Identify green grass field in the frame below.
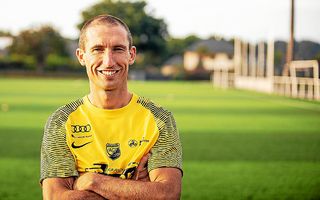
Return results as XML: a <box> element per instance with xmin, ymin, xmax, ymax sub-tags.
<box><xmin>0</xmin><ymin>77</ymin><xmax>320</xmax><ymax>200</ymax></box>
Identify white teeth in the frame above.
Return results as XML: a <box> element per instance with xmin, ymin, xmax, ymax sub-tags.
<box><xmin>100</xmin><ymin>70</ymin><xmax>117</xmax><ymax>76</ymax></box>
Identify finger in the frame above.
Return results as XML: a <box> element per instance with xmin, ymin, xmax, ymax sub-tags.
<box><xmin>134</xmin><ymin>153</ymin><xmax>151</xmax><ymax>180</ymax></box>
<box><xmin>137</xmin><ymin>153</ymin><xmax>150</xmax><ymax>171</ymax></box>
<box><xmin>139</xmin><ymin>176</ymin><xmax>150</xmax><ymax>182</ymax></box>
<box><xmin>139</xmin><ymin>171</ymin><xmax>150</xmax><ymax>182</ymax></box>
<box><xmin>73</xmin><ymin>179</ymin><xmax>78</xmax><ymax>190</ymax></box>
<box><xmin>133</xmin><ymin>171</ymin><xmax>139</xmax><ymax>180</ymax></box>
<box><xmin>138</xmin><ymin>168</ymin><xmax>148</xmax><ymax>179</ymax></box>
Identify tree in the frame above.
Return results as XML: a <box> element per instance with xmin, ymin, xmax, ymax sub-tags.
<box><xmin>0</xmin><ymin>30</ymin><xmax>11</xmax><ymax>37</ymax></box>
<box><xmin>8</xmin><ymin>25</ymin><xmax>68</xmax><ymax>73</ymax></box>
<box><xmin>166</xmin><ymin>35</ymin><xmax>200</xmax><ymax>59</ymax></box>
<box><xmin>78</xmin><ymin>0</ymin><xmax>168</xmax><ymax>67</ymax></box>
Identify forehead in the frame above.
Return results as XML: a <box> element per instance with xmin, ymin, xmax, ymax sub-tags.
<box><xmin>84</xmin><ymin>24</ymin><xmax>129</xmax><ymax>49</ymax></box>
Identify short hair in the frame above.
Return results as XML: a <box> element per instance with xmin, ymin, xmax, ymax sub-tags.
<box><xmin>78</xmin><ymin>14</ymin><xmax>133</xmax><ymax>50</ymax></box>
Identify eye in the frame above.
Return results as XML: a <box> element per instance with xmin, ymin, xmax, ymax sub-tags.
<box><xmin>91</xmin><ymin>47</ymin><xmax>104</xmax><ymax>53</ymax></box>
<box><xmin>113</xmin><ymin>47</ymin><xmax>126</xmax><ymax>52</ymax></box>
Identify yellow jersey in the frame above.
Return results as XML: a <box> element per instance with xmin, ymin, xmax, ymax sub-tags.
<box><xmin>40</xmin><ymin>93</ymin><xmax>182</xmax><ymax>182</ymax></box>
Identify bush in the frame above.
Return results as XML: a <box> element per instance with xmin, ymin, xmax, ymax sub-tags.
<box><xmin>45</xmin><ymin>54</ymin><xmax>80</xmax><ymax>71</ymax></box>
<box><xmin>0</xmin><ymin>54</ymin><xmax>36</xmax><ymax>70</ymax></box>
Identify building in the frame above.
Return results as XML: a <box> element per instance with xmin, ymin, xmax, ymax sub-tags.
<box><xmin>0</xmin><ymin>36</ymin><xmax>13</xmax><ymax>56</ymax></box>
<box><xmin>161</xmin><ymin>55</ymin><xmax>183</xmax><ymax>77</ymax></box>
<box><xmin>183</xmin><ymin>39</ymin><xmax>234</xmax><ymax>83</ymax></box>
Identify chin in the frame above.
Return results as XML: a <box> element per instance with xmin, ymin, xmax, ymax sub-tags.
<box><xmin>102</xmin><ymin>84</ymin><xmax>117</xmax><ymax>91</ymax></box>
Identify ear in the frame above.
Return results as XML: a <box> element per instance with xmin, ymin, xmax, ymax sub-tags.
<box><xmin>128</xmin><ymin>46</ymin><xmax>136</xmax><ymax>65</ymax></box>
<box><xmin>76</xmin><ymin>48</ymin><xmax>86</xmax><ymax>67</ymax></box>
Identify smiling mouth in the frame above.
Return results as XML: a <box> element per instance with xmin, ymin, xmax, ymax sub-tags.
<box><xmin>98</xmin><ymin>69</ymin><xmax>120</xmax><ymax>76</ymax></box>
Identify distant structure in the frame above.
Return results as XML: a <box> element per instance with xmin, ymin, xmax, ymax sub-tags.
<box><xmin>161</xmin><ymin>55</ymin><xmax>183</xmax><ymax>77</ymax></box>
<box><xmin>289</xmin><ymin>60</ymin><xmax>319</xmax><ymax>99</ymax></box>
<box><xmin>183</xmin><ymin>39</ymin><xmax>234</xmax><ymax>83</ymax></box>
<box><xmin>194</xmin><ymin>38</ymin><xmax>319</xmax><ymax>100</ymax></box>
<box><xmin>0</xmin><ymin>36</ymin><xmax>13</xmax><ymax>56</ymax></box>
<box><xmin>182</xmin><ymin>37</ymin><xmax>319</xmax><ymax>100</ymax></box>
<box><xmin>232</xmin><ymin>39</ymin><xmax>275</xmax><ymax>93</ymax></box>
<box><xmin>283</xmin><ymin>0</ymin><xmax>295</xmax><ymax>76</ymax></box>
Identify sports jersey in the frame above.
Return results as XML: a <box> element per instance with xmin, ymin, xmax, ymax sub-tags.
<box><xmin>40</xmin><ymin>93</ymin><xmax>182</xmax><ymax>182</ymax></box>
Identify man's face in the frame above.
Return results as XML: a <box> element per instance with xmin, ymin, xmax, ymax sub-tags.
<box><xmin>76</xmin><ymin>24</ymin><xmax>136</xmax><ymax>92</ymax></box>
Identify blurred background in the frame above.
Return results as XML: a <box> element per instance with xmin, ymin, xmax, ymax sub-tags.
<box><xmin>0</xmin><ymin>0</ymin><xmax>319</xmax><ymax>199</ymax></box>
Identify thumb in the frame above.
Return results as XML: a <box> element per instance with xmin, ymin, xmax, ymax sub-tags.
<box><xmin>137</xmin><ymin>153</ymin><xmax>150</xmax><ymax>171</ymax></box>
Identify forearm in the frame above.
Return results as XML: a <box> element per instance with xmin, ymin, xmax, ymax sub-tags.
<box><xmin>74</xmin><ymin>168</ymin><xmax>182</xmax><ymax>199</ymax></box>
<box><xmin>91</xmin><ymin>176</ymin><xmax>177</xmax><ymax>200</ymax></box>
<box><xmin>42</xmin><ymin>177</ymin><xmax>105</xmax><ymax>200</ymax></box>
<box><xmin>54</xmin><ymin>190</ymin><xmax>105</xmax><ymax>200</ymax></box>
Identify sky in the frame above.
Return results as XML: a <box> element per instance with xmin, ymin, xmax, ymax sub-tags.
<box><xmin>0</xmin><ymin>0</ymin><xmax>319</xmax><ymax>43</ymax></box>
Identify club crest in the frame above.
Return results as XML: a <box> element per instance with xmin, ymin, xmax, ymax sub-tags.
<box><xmin>106</xmin><ymin>143</ymin><xmax>121</xmax><ymax>160</ymax></box>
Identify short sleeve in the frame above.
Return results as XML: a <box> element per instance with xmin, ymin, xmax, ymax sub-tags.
<box><xmin>40</xmin><ymin>108</ymin><xmax>78</xmax><ymax>183</ymax></box>
<box><xmin>148</xmin><ymin>113</ymin><xmax>183</xmax><ymax>174</ymax></box>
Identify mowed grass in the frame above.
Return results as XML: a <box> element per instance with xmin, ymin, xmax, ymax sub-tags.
<box><xmin>0</xmin><ymin>77</ymin><xmax>320</xmax><ymax>200</ymax></box>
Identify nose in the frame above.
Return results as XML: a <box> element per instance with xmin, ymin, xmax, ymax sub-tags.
<box><xmin>102</xmin><ymin>50</ymin><xmax>115</xmax><ymax>67</ymax></box>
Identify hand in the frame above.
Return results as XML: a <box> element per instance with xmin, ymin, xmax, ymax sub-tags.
<box><xmin>132</xmin><ymin>153</ymin><xmax>150</xmax><ymax>181</ymax></box>
<box><xmin>73</xmin><ymin>172</ymin><xmax>96</xmax><ymax>191</ymax></box>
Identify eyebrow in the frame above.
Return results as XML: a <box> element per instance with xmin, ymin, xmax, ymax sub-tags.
<box><xmin>113</xmin><ymin>44</ymin><xmax>127</xmax><ymax>49</ymax></box>
<box><xmin>89</xmin><ymin>45</ymin><xmax>104</xmax><ymax>51</ymax></box>
<box><xmin>89</xmin><ymin>44</ymin><xmax>128</xmax><ymax>51</ymax></box>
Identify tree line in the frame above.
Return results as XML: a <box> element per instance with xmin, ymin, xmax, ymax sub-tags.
<box><xmin>0</xmin><ymin>0</ymin><xmax>200</xmax><ymax>73</ymax></box>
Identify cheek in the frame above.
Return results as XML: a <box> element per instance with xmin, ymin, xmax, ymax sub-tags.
<box><xmin>116</xmin><ymin>54</ymin><xmax>131</xmax><ymax>65</ymax></box>
<box><xmin>86</xmin><ymin>55</ymin><xmax>102</xmax><ymax>66</ymax></box>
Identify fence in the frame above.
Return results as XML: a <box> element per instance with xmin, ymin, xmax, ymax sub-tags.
<box><xmin>273</xmin><ymin>76</ymin><xmax>320</xmax><ymax>100</ymax></box>
<box><xmin>211</xmin><ymin>39</ymin><xmax>320</xmax><ymax>101</ymax></box>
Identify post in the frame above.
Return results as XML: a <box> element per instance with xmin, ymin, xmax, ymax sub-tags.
<box><xmin>283</xmin><ymin>0</ymin><xmax>295</xmax><ymax>76</ymax></box>
<box><xmin>313</xmin><ymin>61</ymin><xmax>320</xmax><ymax>100</ymax></box>
<box><xmin>267</xmin><ymin>39</ymin><xmax>274</xmax><ymax>79</ymax></box>
<box><xmin>258</xmin><ymin>42</ymin><xmax>265</xmax><ymax>77</ymax></box>
<box><xmin>290</xmin><ymin>63</ymin><xmax>297</xmax><ymax>97</ymax></box>
<box><xmin>242</xmin><ymin>42</ymin><xmax>248</xmax><ymax>76</ymax></box>
<box><xmin>234</xmin><ymin>38</ymin><xmax>242</xmax><ymax>77</ymax></box>
<box><xmin>249</xmin><ymin>44</ymin><xmax>256</xmax><ymax>77</ymax></box>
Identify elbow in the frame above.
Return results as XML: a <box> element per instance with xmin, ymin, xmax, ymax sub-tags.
<box><xmin>157</xmin><ymin>173</ymin><xmax>182</xmax><ymax>199</ymax></box>
<box><xmin>170</xmin><ymin>187</ymin><xmax>181</xmax><ymax>200</ymax></box>
<box><xmin>167</xmin><ymin>190</ymin><xmax>181</xmax><ymax>200</ymax></box>
<box><xmin>159</xmin><ymin>184</ymin><xmax>181</xmax><ymax>200</ymax></box>
<box><xmin>160</xmin><ymin>191</ymin><xmax>181</xmax><ymax>200</ymax></box>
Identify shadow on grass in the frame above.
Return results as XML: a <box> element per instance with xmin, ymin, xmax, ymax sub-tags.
<box><xmin>169</xmin><ymin>106</ymin><xmax>320</xmax><ymax>116</ymax></box>
<box><xmin>0</xmin><ymin>128</ymin><xmax>42</xmax><ymax>159</ymax></box>
<box><xmin>180</xmin><ymin>131</ymin><xmax>320</xmax><ymax>162</ymax></box>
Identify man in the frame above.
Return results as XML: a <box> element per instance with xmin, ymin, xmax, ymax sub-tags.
<box><xmin>40</xmin><ymin>14</ymin><xmax>182</xmax><ymax>199</ymax></box>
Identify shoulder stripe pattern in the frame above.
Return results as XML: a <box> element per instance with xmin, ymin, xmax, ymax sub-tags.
<box><xmin>40</xmin><ymin>98</ymin><xmax>84</xmax><ymax>183</ymax></box>
<box><xmin>137</xmin><ymin>96</ymin><xmax>182</xmax><ymax>173</ymax></box>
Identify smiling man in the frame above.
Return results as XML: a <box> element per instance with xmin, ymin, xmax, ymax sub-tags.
<box><xmin>40</xmin><ymin>15</ymin><xmax>182</xmax><ymax>200</ymax></box>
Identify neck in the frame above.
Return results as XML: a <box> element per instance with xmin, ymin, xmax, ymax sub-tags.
<box><xmin>88</xmin><ymin>89</ymin><xmax>132</xmax><ymax>110</ymax></box>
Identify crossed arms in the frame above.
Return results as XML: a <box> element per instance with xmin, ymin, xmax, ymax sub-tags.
<box><xmin>42</xmin><ymin>155</ymin><xmax>182</xmax><ymax>200</ymax></box>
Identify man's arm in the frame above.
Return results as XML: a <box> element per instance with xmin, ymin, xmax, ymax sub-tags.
<box><xmin>42</xmin><ymin>153</ymin><xmax>151</xmax><ymax>200</ymax></box>
<box><xmin>42</xmin><ymin>177</ymin><xmax>104</xmax><ymax>200</ymax></box>
<box><xmin>74</xmin><ymin>167</ymin><xmax>182</xmax><ymax>200</ymax></box>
